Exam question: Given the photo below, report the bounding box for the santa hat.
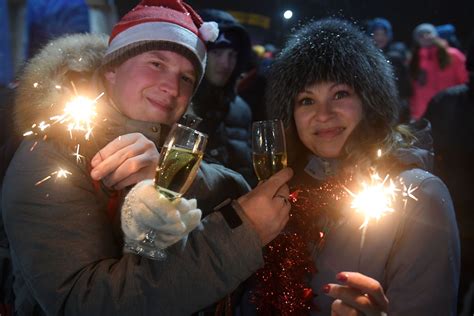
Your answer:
[102,0,219,85]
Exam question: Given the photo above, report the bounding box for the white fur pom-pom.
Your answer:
[199,21,219,42]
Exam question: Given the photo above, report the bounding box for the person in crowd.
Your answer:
[1,0,292,314]
[237,44,275,123]
[424,33,474,316]
[239,18,460,315]
[0,83,18,315]
[409,23,468,120]
[436,23,463,51]
[187,9,256,186]
[367,17,412,123]
[25,0,90,59]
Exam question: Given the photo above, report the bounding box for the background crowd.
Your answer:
[0,0,473,315]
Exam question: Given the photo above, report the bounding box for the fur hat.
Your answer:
[102,0,219,84]
[266,18,399,128]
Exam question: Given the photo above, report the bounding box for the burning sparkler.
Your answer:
[344,169,418,249]
[24,91,104,141]
[345,172,398,230]
[24,88,105,184]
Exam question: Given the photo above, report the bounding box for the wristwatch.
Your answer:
[214,198,243,229]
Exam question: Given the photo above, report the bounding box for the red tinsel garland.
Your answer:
[250,179,350,315]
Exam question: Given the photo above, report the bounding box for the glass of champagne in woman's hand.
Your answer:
[252,119,287,181]
[126,123,207,260]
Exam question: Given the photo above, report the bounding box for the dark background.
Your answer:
[116,0,474,50]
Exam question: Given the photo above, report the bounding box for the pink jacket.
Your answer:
[410,46,468,119]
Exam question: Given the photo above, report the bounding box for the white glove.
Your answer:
[121,179,202,250]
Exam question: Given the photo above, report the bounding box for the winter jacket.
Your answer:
[239,148,460,315]
[304,152,460,315]
[410,46,468,119]
[0,85,18,310]
[1,34,263,315]
[189,85,255,187]
[424,82,474,310]
[189,9,256,187]
[383,43,412,123]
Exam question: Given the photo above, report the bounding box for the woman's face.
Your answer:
[293,81,363,158]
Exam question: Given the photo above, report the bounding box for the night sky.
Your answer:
[172,0,474,49]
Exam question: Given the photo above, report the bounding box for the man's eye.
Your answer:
[334,91,349,100]
[151,61,161,68]
[181,75,195,85]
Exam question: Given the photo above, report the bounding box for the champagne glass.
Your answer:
[154,123,207,198]
[252,119,287,181]
[125,123,208,260]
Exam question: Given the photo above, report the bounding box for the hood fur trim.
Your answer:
[15,34,108,134]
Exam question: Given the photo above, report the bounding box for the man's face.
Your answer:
[205,48,238,87]
[104,50,197,125]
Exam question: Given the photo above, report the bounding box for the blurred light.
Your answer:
[283,10,293,20]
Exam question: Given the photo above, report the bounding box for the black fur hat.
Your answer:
[266,18,399,129]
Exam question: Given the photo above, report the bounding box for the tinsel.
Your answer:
[251,179,351,315]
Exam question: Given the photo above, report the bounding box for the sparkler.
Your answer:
[345,168,418,251]
[24,84,105,185]
[345,171,398,230]
[24,89,104,141]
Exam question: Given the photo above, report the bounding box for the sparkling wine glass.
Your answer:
[252,119,287,181]
[125,123,208,260]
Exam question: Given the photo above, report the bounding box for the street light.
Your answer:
[283,10,293,20]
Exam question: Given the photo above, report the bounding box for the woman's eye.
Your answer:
[298,97,314,106]
[150,61,161,68]
[334,90,349,100]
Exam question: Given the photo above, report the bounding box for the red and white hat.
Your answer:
[102,0,218,84]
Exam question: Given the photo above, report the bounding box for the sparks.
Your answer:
[55,168,72,178]
[50,95,99,140]
[23,91,104,141]
[345,172,398,229]
[401,182,418,208]
[35,168,72,186]
[73,144,85,164]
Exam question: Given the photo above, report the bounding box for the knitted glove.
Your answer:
[121,179,202,250]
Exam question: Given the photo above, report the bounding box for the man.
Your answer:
[1,0,292,314]
[367,17,412,123]
[188,9,257,186]
[424,33,474,316]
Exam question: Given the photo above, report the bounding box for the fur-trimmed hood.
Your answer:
[15,33,108,135]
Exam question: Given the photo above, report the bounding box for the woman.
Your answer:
[245,18,460,315]
[409,23,468,120]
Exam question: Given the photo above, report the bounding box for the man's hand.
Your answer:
[121,179,202,250]
[90,133,159,190]
[324,272,389,316]
[237,168,293,245]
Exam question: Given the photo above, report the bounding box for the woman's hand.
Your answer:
[323,272,388,316]
[90,133,159,190]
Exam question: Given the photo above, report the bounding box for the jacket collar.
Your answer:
[304,155,340,181]
[93,97,171,151]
